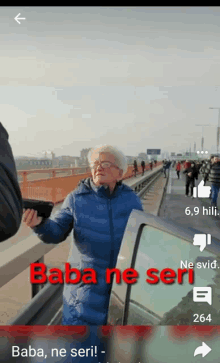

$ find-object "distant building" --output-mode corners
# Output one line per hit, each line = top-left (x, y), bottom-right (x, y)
(80, 148), (91, 166)
(58, 156), (79, 162)
(80, 148), (91, 158)
(161, 152), (169, 160)
(15, 157), (52, 170)
(126, 156), (137, 164)
(57, 156), (80, 168)
(52, 158), (60, 167)
(138, 153), (147, 160)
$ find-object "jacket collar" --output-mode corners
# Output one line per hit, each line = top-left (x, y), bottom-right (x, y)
(75, 177), (129, 198)
(90, 179), (110, 193)
(90, 178), (119, 198)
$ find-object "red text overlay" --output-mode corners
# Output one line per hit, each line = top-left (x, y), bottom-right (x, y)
(30, 263), (194, 285)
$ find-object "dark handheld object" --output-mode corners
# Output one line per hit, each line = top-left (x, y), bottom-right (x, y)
(23, 199), (54, 219)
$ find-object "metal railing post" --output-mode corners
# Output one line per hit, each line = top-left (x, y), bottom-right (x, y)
(31, 256), (45, 298)
(21, 171), (28, 198)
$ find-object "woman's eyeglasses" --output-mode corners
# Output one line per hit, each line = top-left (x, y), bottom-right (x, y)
(90, 161), (119, 169)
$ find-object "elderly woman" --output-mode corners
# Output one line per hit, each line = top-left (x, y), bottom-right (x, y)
(23, 145), (143, 325)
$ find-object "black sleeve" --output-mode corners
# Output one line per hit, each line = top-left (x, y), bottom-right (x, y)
(203, 163), (211, 181)
(199, 163), (205, 174)
(194, 170), (198, 179)
(0, 123), (23, 242)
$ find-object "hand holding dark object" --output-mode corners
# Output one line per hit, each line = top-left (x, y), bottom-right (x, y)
(22, 198), (54, 219)
(23, 209), (43, 228)
(0, 122), (23, 242)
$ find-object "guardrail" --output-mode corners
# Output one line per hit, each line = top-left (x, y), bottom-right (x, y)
(2, 165), (162, 325)
(18, 163), (161, 203)
(137, 168), (163, 198)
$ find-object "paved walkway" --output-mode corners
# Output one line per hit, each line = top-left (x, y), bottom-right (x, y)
(159, 167), (220, 240)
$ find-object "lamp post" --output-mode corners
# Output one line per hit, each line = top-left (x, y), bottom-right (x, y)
(195, 124), (213, 154)
(209, 107), (220, 155)
(46, 150), (55, 168)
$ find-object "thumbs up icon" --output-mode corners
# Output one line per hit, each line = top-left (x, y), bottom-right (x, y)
(193, 180), (211, 198)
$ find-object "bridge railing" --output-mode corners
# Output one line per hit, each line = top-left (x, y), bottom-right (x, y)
(18, 163), (161, 203)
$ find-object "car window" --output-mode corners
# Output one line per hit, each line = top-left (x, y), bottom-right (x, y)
(127, 225), (219, 325)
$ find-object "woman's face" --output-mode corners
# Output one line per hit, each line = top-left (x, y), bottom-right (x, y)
(90, 152), (123, 188)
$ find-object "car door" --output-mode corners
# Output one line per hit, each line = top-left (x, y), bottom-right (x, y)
(107, 210), (220, 325)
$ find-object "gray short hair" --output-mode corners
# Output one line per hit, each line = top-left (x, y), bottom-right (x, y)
(87, 144), (128, 176)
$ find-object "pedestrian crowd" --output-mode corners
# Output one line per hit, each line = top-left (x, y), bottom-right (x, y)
(133, 159), (157, 177)
(200, 155), (220, 209)
(168, 156), (220, 209)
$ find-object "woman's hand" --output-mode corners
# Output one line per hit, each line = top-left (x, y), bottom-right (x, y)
(23, 209), (43, 228)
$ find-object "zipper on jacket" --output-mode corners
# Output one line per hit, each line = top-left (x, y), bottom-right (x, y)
(108, 197), (115, 269)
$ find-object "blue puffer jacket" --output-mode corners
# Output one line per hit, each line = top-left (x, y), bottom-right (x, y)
(33, 178), (143, 325)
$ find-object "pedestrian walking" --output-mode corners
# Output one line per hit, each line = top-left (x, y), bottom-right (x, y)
(176, 161), (181, 179)
(150, 161), (153, 170)
(133, 159), (138, 177)
(200, 155), (214, 185)
(203, 155), (220, 208)
(183, 160), (191, 169)
(183, 162), (198, 198)
(163, 160), (171, 178)
(141, 160), (145, 176)
(163, 160), (167, 178)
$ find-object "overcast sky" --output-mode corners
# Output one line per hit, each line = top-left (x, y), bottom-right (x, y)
(2, 6), (220, 157)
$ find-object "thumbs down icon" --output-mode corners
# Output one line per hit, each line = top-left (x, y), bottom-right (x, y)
(193, 234), (211, 252)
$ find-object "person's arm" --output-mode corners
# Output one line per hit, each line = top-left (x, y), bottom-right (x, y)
(32, 193), (74, 244)
(193, 170), (198, 179)
(199, 162), (206, 174)
(203, 163), (211, 182)
(0, 123), (23, 242)
(195, 170), (199, 179)
(131, 193), (144, 212)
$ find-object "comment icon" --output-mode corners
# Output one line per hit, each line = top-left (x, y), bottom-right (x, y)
(193, 287), (212, 305)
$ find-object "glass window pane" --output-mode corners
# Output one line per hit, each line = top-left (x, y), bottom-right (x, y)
(127, 225), (218, 325)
